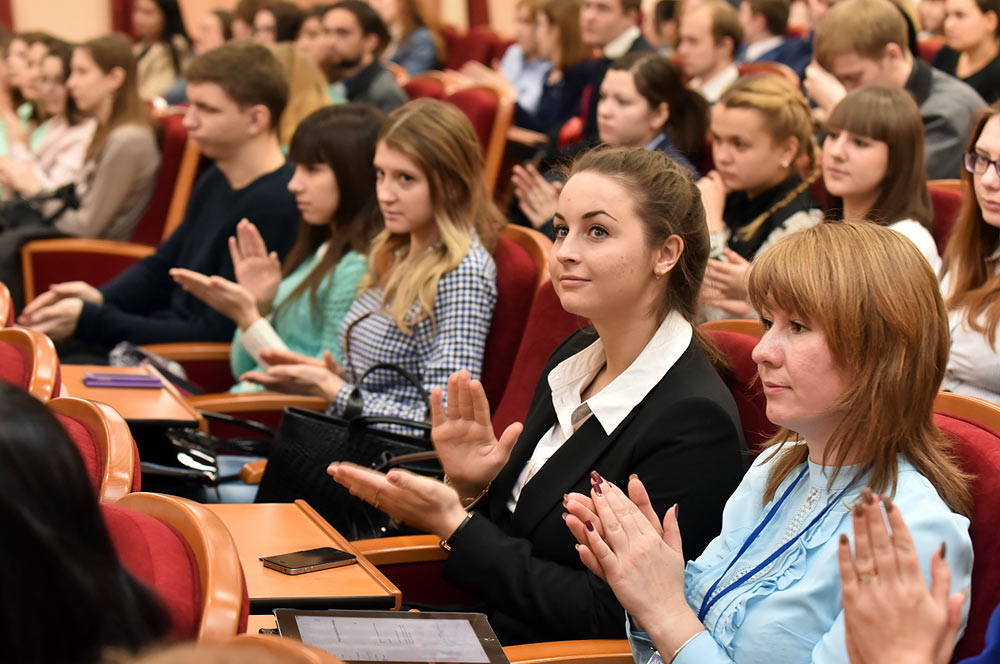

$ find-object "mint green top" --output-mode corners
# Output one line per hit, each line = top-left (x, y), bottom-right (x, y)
(229, 246), (368, 393)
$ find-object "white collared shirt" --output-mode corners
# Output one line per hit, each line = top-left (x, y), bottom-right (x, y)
(690, 63), (740, 104)
(743, 35), (785, 63)
(603, 25), (642, 60)
(507, 311), (694, 511)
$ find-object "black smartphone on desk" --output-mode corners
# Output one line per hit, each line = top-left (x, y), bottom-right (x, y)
(259, 546), (357, 575)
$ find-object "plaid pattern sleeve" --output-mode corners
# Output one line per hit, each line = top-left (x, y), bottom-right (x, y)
(331, 238), (498, 423)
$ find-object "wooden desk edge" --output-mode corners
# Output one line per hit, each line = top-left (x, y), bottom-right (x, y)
(145, 363), (206, 428)
(294, 500), (403, 610)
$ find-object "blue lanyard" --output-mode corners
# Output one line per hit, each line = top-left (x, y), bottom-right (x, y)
(697, 464), (862, 623)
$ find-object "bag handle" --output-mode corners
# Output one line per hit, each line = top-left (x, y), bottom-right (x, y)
(343, 362), (432, 422)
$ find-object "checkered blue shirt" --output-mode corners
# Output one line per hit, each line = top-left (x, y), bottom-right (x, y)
(330, 236), (498, 425)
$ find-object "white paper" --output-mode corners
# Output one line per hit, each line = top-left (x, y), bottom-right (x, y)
(295, 616), (491, 663)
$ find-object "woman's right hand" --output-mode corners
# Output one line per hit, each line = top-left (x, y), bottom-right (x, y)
(696, 171), (728, 233)
(430, 370), (523, 499)
(512, 164), (562, 230)
(229, 218), (282, 313)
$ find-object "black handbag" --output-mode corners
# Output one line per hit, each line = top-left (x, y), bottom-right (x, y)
(255, 361), (442, 540)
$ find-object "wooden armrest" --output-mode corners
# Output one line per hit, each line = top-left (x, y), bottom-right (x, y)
(350, 534), (445, 565)
(186, 392), (329, 414)
(503, 640), (632, 664)
(507, 126), (549, 148)
(142, 342), (232, 362)
(239, 459), (267, 484)
(21, 237), (157, 260)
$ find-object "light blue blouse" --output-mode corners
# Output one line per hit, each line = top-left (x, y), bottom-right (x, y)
(629, 449), (973, 664)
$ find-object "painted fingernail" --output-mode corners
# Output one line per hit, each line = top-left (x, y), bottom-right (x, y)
(586, 519), (595, 532)
(593, 482), (603, 496)
(940, 541), (947, 559)
(590, 470), (604, 485)
(862, 488), (875, 505)
(854, 503), (864, 517)
(674, 504), (680, 521)
(562, 512), (567, 520)
(884, 496), (894, 512)
(629, 473), (638, 481)
(839, 533), (849, 545)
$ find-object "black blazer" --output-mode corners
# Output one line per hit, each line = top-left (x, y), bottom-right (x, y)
(442, 329), (747, 644)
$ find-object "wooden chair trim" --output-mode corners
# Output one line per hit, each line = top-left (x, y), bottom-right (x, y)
(141, 342), (232, 362)
(928, 179), (963, 193)
(503, 639), (633, 664)
(48, 397), (135, 503)
(232, 634), (345, 663)
(934, 391), (1000, 437)
(0, 327), (59, 400)
(161, 138), (201, 242)
(699, 319), (764, 339)
(239, 459), (267, 484)
(460, 83), (516, 196)
(186, 392), (329, 414)
(507, 125), (549, 149)
(409, 70), (457, 95)
(350, 534), (447, 565)
(116, 492), (245, 642)
(500, 224), (553, 291)
(20, 238), (156, 303)
(0, 280), (10, 326)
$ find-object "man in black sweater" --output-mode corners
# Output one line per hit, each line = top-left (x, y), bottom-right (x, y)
(19, 42), (300, 358)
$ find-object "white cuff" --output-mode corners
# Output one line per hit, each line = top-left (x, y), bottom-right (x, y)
(239, 317), (289, 365)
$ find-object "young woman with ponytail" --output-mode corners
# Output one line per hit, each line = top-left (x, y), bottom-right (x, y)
(698, 74), (822, 318)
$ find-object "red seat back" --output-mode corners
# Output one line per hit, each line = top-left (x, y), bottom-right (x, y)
(0, 327), (60, 400)
(403, 75), (448, 100)
(0, 339), (27, 389)
(706, 330), (777, 455)
(130, 114), (190, 246)
(491, 281), (587, 436)
(445, 87), (499, 154)
(934, 411), (1000, 661)
(930, 186), (964, 256)
(482, 236), (539, 407)
(444, 26), (499, 69)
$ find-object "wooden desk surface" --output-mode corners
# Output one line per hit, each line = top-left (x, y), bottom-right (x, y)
(207, 501), (402, 613)
(59, 364), (201, 426)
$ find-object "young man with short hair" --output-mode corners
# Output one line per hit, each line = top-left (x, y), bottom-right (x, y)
(323, 0), (407, 114)
(812, 0), (986, 179)
(678, 1), (743, 103)
(19, 41), (301, 359)
(737, 0), (812, 77)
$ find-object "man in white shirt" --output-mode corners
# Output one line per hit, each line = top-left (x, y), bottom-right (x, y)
(678, 1), (743, 104)
(737, 0), (812, 77)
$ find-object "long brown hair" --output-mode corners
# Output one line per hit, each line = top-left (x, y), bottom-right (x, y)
(541, 0), (592, 72)
(747, 221), (972, 516)
(395, 0), (446, 66)
(943, 103), (1000, 349)
(77, 35), (150, 162)
(824, 86), (932, 228)
(278, 104), (384, 322)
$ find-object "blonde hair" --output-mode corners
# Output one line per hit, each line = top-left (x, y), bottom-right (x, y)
(747, 221), (972, 516)
(717, 74), (819, 242)
(362, 99), (504, 333)
(270, 42), (332, 146)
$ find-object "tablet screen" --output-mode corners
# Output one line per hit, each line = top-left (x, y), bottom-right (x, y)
(295, 615), (489, 662)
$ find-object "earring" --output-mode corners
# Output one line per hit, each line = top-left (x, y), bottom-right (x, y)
(781, 160), (790, 168)
(654, 271), (663, 280)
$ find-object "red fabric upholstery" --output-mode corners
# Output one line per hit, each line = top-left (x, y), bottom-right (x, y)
(0, 341), (27, 389)
(918, 38), (946, 63)
(130, 114), (190, 246)
(490, 38), (516, 64)
(482, 237), (538, 407)
(934, 412), (1000, 661)
(930, 186), (964, 255)
(55, 413), (102, 493)
(444, 26), (500, 69)
(403, 76), (447, 100)
(706, 330), (777, 456)
(27, 251), (147, 304)
(467, 0), (490, 28)
(446, 87), (499, 154)
(377, 561), (480, 606)
(102, 504), (202, 641)
(491, 281), (587, 437)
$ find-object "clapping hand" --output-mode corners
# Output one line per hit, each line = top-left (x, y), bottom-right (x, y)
(696, 172), (728, 234)
(702, 249), (754, 317)
(511, 164), (562, 230)
(229, 218), (282, 313)
(170, 268), (259, 329)
(240, 349), (345, 399)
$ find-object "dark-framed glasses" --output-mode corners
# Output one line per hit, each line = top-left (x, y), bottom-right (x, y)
(964, 151), (1000, 178)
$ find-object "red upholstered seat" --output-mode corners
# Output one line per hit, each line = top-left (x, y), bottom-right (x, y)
(447, 87), (499, 154)
(918, 37), (947, 63)
(492, 280), (587, 437)
(705, 330), (777, 456)
(403, 74), (448, 100)
(482, 236), (539, 406)
(103, 503), (203, 641)
(444, 26), (501, 69)
(0, 340), (27, 389)
(57, 413), (102, 490)
(131, 114), (192, 246)
(930, 186), (965, 255)
(0, 327), (60, 400)
(933, 410), (1000, 661)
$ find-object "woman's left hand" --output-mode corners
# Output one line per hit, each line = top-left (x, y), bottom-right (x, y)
(328, 462), (470, 538)
(170, 267), (260, 329)
(702, 249), (753, 316)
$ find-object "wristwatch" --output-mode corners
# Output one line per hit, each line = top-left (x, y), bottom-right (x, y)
(439, 512), (475, 552)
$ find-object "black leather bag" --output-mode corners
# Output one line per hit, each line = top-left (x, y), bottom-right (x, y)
(255, 362), (441, 540)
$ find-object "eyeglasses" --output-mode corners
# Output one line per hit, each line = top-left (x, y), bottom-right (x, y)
(963, 151), (1000, 178)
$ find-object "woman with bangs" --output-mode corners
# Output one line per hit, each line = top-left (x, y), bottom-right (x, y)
(565, 221), (973, 663)
(941, 103), (1000, 403)
(243, 99), (500, 422)
(822, 87), (940, 271)
(171, 104), (383, 393)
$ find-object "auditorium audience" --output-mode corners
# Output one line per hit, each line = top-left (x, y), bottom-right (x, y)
(322, 1), (408, 113)
(242, 99), (499, 422)
(823, 86), (940, 270)
(369, 0), (444, 76)
(932, 0), (1000, 103)
(580, 0), (652, 143)
(496, 0), (552, 116)
(919, 0), (947, 37)
(252, 1), (305, 44)
(330, 147), (745, 644)
(678, 1), (743, 104)
(171, 104), (382, 393)
(737, 0), (812, 77)
(941, 104), (1000, 403)
(566, 221), (972, 664)
(295, 5), (330, 66)
(163, 9), (233, 105)
(131, 0), (191, 100)
(0, 382), (168, 664)
(18, 41), (298, 358)
(809, 0), (985, 179)
(269, 42), (332, 149)
(231, 0), (271, 41)
(699, 75), (821, 318)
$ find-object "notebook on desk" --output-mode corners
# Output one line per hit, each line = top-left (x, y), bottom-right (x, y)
(273, 609), (509, 664)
